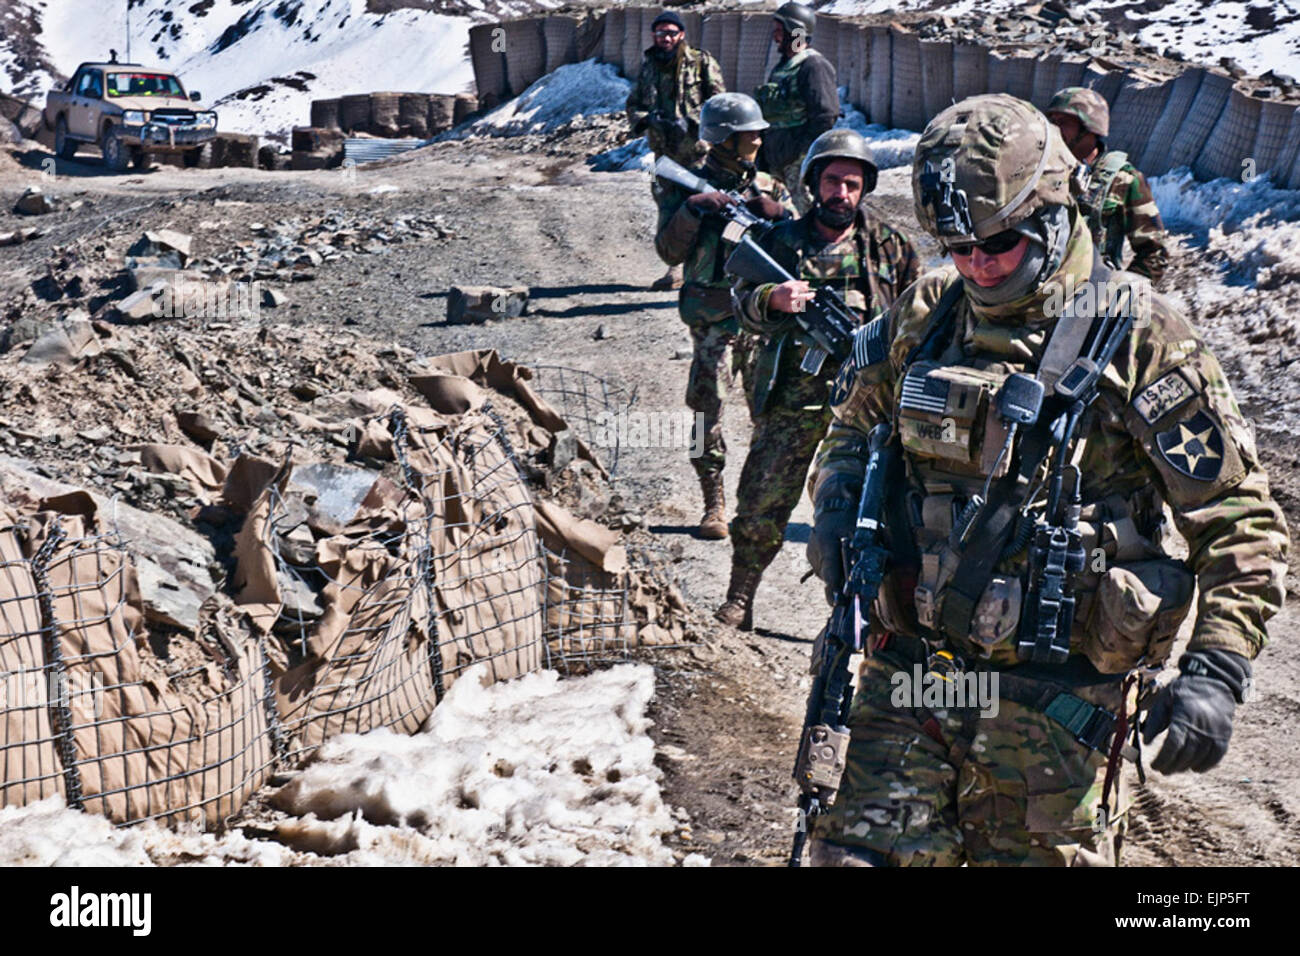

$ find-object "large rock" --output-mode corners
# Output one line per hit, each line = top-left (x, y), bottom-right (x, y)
(0, 456), (219, 635)
(128, 229), (192, 262)
(14, 186), (55, 216)
(20, 311), (100, 367)
(446, 285), (529, 324)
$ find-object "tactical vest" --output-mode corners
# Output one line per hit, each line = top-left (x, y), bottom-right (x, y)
(870, 280), (1194, 673)
(1080, 151), (1131, 268)
(754, 51), (811, 129)
(751, 222), (884, 415)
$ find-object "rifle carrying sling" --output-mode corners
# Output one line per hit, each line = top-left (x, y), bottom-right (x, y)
(932, 255), (1115, 648)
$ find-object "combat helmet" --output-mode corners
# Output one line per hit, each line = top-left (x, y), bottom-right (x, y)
(700, 93), (769, 144)
(773, 2), (816, 40)
(913, 94), (1079, 305)
(1046, 86), (1110, 141)
(800, 127), (878, 193)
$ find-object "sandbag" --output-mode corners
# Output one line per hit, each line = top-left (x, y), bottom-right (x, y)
(310, 98), (339, 130)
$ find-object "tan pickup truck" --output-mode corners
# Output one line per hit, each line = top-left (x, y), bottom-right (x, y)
(45, 61), (218, 171)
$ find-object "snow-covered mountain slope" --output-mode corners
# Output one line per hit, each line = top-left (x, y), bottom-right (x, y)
(0, 0), (519, 140)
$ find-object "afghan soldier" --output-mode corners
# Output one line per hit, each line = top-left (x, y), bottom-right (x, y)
(804, 94), (1288, 866)
(753, 1), (839, 215)
(1047, 86), (1172, 283)
(715, 128), (920, 628)
(655, 94), (794, 539)
(627, 10), (725, 291)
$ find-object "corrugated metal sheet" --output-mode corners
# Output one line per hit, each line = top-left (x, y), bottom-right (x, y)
(343, 137), (431, 164)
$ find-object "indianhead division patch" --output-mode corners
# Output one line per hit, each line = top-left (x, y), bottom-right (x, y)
(829, 357), (855, 409)
(1155, 410), (1225, 481)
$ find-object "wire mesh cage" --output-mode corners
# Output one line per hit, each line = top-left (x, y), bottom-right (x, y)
(526, 365), (638, 476)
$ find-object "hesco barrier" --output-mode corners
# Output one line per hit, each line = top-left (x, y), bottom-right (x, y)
(0, 367), (647, 828)
(466, 7), (1300, 188)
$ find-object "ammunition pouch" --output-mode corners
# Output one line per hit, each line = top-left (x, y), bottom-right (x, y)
(897, 361), (1013, 480)
(1082, 557), (1194, 674)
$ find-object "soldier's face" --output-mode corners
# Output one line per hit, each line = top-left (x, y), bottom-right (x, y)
(1048, 112), (1097, 162)
(817, 159), (865, 213)
(949, 234), (1030, 288)
(735, 130), (762, 162)
(653, 25), (684, 53)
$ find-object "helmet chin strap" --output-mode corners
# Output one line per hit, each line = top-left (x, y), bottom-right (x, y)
(963, 204), (1071, 307)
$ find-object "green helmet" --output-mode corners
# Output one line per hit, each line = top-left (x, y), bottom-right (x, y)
(773, 2), (815, 41)
(800, 128), (878, 194)
(912, 93), (1076, 244)
(699, 93), (769, 145)
(1046, 86), (1110, 140)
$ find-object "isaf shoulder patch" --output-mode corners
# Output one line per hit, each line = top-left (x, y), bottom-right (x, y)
(1156, 409), (1226, 481)
(1133, 368), (1194, 425)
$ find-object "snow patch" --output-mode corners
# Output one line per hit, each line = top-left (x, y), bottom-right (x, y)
(588, 136), (653, 172)
(453, 59), (631, 138)
(836, 91), (920, 170)
(272, 663), (707, 866)
(0, 664), (706, 867)
(1151, 167), (1300, 287)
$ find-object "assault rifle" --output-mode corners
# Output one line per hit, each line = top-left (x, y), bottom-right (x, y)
(723, 227), (857, 377)
(652, 155), (774, 234)
(789, 421), (894, 867)
(654, 155), (855, 375)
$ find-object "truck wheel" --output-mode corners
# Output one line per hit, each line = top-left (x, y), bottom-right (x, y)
(102, 126), (130, 172)
(182, 144), (209, 168)
(55, 116), (77, 159)
(132, 148), (150, 171)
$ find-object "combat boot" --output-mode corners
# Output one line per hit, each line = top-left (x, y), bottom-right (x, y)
(697, 471), (728, 539)
(714, 561), (761, 630)
(651, 263), (683, 291)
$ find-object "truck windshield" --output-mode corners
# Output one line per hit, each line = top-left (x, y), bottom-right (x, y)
(106, 73), (185, 97)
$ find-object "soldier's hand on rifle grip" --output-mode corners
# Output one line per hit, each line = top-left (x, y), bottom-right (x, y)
(1142, 649), (1251, 774)
(686, 191), (733, 214)
(808, 481), (860, 605)
(769, 279), (815, 313)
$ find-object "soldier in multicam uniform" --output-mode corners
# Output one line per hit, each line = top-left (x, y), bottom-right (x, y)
(627, 11), (726, 292)
(655, 93), (795, 540)
(803, 94), (1288, 866)
(753, 2), (840, 215)
(715, 128), (920, 628)
(1047, 86), (1172, 283)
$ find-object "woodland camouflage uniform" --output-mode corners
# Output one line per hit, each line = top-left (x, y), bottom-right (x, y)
(627, 42), (725, 173)
(655, 151), (793, 481)
(806, 94), (1288, 867)
(1047, 86), (1171, 282)
(728, 206), (919, 606)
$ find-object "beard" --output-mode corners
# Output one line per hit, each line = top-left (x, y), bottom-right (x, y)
(651, 45), (675, 63)
(813, 197), (856, 230)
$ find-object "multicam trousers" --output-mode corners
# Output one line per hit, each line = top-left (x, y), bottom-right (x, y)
(730, 364), (829, 573)
(809, 648), (1130, 867)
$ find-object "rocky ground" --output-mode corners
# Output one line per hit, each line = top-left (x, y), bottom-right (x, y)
(1, 120), (1297, 866)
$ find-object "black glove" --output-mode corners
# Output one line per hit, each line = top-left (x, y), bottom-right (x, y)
(686, 190), (731, 214)
(1142, 649), (1252, 774)
(745, 195), (786, 220)
(807, 477), (860, 604)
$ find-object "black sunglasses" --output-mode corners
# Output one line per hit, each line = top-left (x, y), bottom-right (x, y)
(653, 28), (682, 38)
(947, 230), (1025, 257)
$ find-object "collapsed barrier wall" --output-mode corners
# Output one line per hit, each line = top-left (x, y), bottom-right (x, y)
(466, 7), (1300, 189)
(0, 366), (652, 827)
